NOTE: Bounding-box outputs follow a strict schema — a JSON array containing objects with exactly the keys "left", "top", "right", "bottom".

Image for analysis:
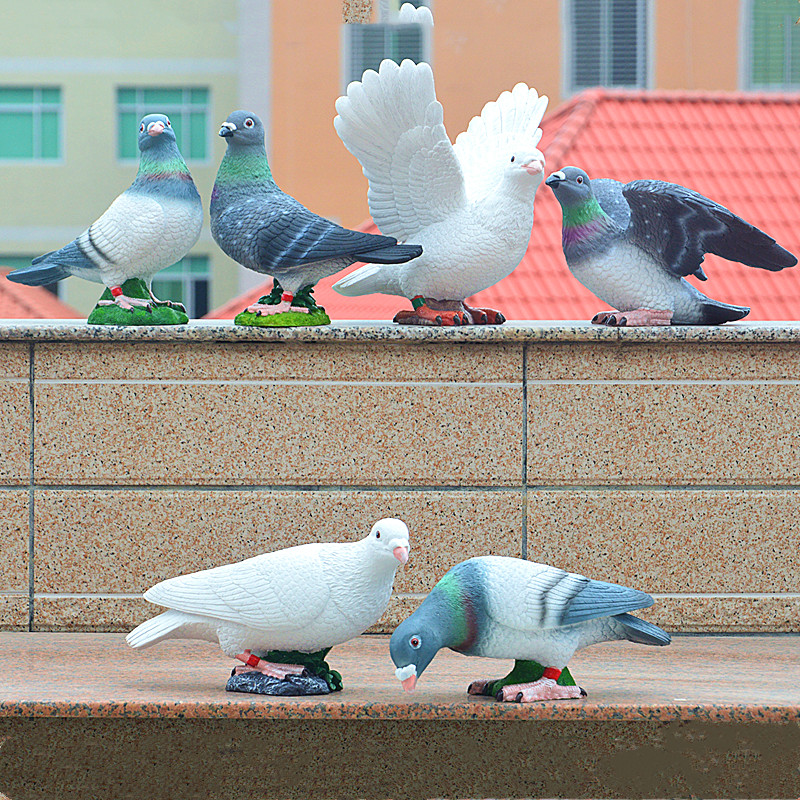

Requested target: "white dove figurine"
[
  {"left": 333, "top": 58, "right": 548, "bottom": 325},
  {"left": 127, "top": 518, "right": 410, "bottom": 689}
]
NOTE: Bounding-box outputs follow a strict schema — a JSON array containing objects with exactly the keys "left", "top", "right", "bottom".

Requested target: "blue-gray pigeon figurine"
[
  {"left": 210, "top": 110, "right": 423, "bottom": 324},
  {"left": 390, "top": 555, "right": 670, "bottom": 703},
  {"left": 546, "top": 167, "right": 796, "bottom": 326},
  {"left": 7, "top": 113, "right": 202, "bottom": 312}
]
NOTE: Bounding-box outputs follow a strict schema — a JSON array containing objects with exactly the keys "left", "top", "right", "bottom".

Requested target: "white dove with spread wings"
[{"left": 333, "top": 58, "right": 548, "bottom": 326}]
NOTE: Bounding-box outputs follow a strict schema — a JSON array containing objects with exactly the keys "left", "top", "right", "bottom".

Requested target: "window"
[
  {"left": 747, "top": 0, "right": 800, "bottom": 89},
  {"left": 565, "top": 0, "right": 650, "bottom": 93},
  {"left": 117, "top": 87, "right": 209, "bottom": 161},
  {"left": 343, "top": 1, "right": 431, "bottom": 87},
  {"left": 151, "top": 255, "right": 210, "bottom": 318},
  {"left": 0, "top": 87, "right": 61, "bottom": 160}
]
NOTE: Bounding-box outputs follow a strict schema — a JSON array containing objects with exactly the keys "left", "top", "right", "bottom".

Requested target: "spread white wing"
[
  {"left": 143, "top": 543, "right": 332, "bottom": 632},
  {"left": 334, "top": 58, "right": 467, "bottom": 240},
  {"left": 452, "top": 83, "right": 548, "bottom": 204}
]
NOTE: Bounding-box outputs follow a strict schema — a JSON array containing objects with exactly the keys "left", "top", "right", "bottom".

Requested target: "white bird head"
[
  {"left": 504, "top": 150, "right": 546, "bottom": 189},
  {"left": 366, "top": 518, "right": 410, "bottom": 566}
]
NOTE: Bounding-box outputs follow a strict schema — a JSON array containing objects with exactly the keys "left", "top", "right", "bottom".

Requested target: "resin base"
[
  {"left": 224, "top": 647, "right": 343, "bottom": 696},
  {"left": 87, "top": 279, "right": 188, "bottom": 326},
  {"left": 226, "top": 671, "right": 332, "bottom": 696},
  {"left": 235, "top": 281, "right": 330, "bottom": 327}
]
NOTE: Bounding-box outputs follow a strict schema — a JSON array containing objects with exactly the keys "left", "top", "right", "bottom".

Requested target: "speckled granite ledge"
[
  {"left": 2, "top": 633, "right": 797, "bottom": 722},
  {"left": 3, "top": 318, "right": 800, "bottom": 343}
]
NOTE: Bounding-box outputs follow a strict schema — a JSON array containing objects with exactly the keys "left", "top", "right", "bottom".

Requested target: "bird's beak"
[
  {"left": 392, "top": 543, "right": 409, "bottom": 565},
  {"left": 219, "top": 122, "right": 236, "bottom": 138},
  {"left": 545, "top": 170, "right": 566, "bottom": 187},
  {"left": 524, "top": 156, "right": 545, "bottom": 176},
  {"left": 147, "top": 121, "right": 165, "bottom": 137},
  {"left": 395, "top": 664, "right": 417, "bottom": 692}
]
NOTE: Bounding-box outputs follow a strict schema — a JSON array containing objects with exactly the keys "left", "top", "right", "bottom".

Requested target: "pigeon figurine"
[
  {"left": 546, "top": 166, "right": 797, "bottom": 326},
  {"left": 333, "top": 58, "right": 548, "bottom": 326},
  {"left": 7, "top": 113, "right": 202, "bottom": 324},
  {"left": 127, "top": 518, "right": 410, "bottom": 694},
  {"left": 210, "top": 110, "right": 423, "bottom": 326},
  {"left": 390, "top": 555, "right": 670, "bottom": 703}
]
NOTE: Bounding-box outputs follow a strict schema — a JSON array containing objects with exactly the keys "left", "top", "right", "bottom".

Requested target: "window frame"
[
  {"left": 116, "top": 86, "right": 211, "bottom": 164},
  {"left": 150, "top": 254, "right": 211, "bottom": 318},
  {"left": 0, "top": 86, "right": 64, "bottom": 164},
  {"left": 740, "top": 0, "right": 800, "bottom": 90},
  {"left": 561, "top": 0, "right": 654, "bottom": 98},
  {"left": 340, "top": 4, "right": 433, "bottom": 92}
]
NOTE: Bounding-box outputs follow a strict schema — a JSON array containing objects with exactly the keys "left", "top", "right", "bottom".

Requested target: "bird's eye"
[
  {"left": 576, "top": 176, "right": 584, "bottom": 184},
  {"left": 510, "top": 156, "right": 515, "bottom": 163},
  {"left": 139, "top": 123, "right": 145, "bottom": 132},
  {"left": 244, "top": 118, "right": 255, "bottom": 128},
  {"left": 375, "top": 531, "right": 381, "bottom": 539},
  {"left": 166, "top": 119, "right": 171, "bottom": 127},
  {"left": 409, "top": 636, "right": 421, "bottom": 649}
]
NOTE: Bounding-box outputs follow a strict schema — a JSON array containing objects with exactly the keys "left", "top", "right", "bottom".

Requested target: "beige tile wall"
[{"left": 2, "top": 339, "right": 798, "bottom": 632}]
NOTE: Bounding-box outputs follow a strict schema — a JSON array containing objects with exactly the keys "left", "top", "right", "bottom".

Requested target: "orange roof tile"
[
  {"left": 207, "top": 89, "right": 800, "bottom": 322},
  {"left": 0, "top": 269, "right": 82, "bottom": 319}
]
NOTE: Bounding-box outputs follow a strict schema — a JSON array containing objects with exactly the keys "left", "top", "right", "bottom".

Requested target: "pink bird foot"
[
  {"left": 97, "top": 291, "right": 153, "bottom": 311},
  {"left": 495, "top": 676, "right": 586, "bottom": 703},
  {"left": 234, "top": 650, "right": 307, "bottom": 679},
  {"left": 461, "top": 304, "right": 506, "bottom": 325},
  {"left": 591, "top": 308, "right": 673, "bottom": 326},
  {"left": 246, "top": 298, "right": 311, "bottom": 316}
]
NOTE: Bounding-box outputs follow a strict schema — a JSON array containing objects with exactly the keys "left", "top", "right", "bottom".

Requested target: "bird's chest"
[
  {"left": 569, "top": 241, "right": 680, "bottom": 311},
  {"left": 137, "top": 198, "right": 203, "bottom": 273}
]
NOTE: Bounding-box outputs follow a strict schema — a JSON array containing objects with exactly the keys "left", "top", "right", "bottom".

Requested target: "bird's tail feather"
[
  {"left": 126, "top": 609, "right": 187, "bottom": 649},
  {"left": 6, "top": 262, "right": 70, "bottom": 286},
  {"left": 614, "top": 612, "right": 671, "bottom": 646},
  {"left": 355, "top": 243, "right": 422, "bottom": 264},
  {"left": 333, "top": 262, "right": 403, "bottom": 297},
  {"left": 697, "top": 300, "right": 750, "bottom": 325}
]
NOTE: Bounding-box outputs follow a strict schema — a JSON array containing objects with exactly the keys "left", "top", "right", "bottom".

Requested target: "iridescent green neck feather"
[
  {"left": 561, "top": 196, "right": 607, "bottom": 229},
  {"left": 436, "top": 571, "right": 477, "bottom": 652},
  {"left": 215, "top": 147, "right": 276, "bottom": 188}
]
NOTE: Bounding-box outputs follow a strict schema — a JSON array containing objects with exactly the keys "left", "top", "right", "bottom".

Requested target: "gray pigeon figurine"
[
  {"left": 7, "top": 113, "right": 202, "bottom": 315},
  {"left": 210, "top": 110, "right": 423, "bottom": 325},
  {"left": 546, "top": 166, "right": 797, "bottom": 326},
  {"left": 390, "top": 555, "right": 670, "bottom": 703}
]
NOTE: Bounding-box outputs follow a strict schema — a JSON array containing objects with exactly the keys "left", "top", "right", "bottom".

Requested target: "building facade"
[{"left": 0, "top": 0, "right": 796, "bottom": 315}]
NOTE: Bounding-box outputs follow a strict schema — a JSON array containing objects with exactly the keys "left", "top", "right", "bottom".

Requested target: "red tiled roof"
[
  {"left": 207, "top": 89, "right": 800, "bottom": 322},
  {"left": 0, "top": 268, "right": 82, "bottom": 319}
]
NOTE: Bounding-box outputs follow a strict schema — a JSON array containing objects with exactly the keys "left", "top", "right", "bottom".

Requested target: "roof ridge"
[{"left": 543, "top": 90, "right": 602, "bottom": 165}]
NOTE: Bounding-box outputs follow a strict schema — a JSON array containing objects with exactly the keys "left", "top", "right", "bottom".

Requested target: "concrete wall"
[{"left": 0, "top": 323, "right": 797, "bottom": 634}]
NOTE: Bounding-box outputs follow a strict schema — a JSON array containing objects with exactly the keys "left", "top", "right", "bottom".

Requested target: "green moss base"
[
  {"left": 260, "top": 647, "right": 343, "bottom": 692},
  {"left": 87, "top": 278, "right": 188, "bottom": 326},
  {"left": 234, "top": 307, "right": 331, "bottom": 327}
]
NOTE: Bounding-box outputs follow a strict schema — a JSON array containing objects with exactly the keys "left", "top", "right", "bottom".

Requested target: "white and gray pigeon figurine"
[
  {"left": 7, "top": 113, "right": 202, "bottom": 312},
  {"left": 127, "top": 518, "right": 410, "bottom": 692},
  {"left": 210, "top": 110, "right": 423, "bottom": 321},
  {"left": 390, "top": 555, "right": 670, "bottom": 703},
  {"left": 333, "top": 59, "right": 548, "bottom": 326},
  {"left": 546, "top": 166, "right": 797, "bottom": 326}
]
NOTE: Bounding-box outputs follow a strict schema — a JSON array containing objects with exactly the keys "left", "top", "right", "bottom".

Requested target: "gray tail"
[
  {"left": 614, "top": 612, "right": 671, "bottom": 646},
  {"left": 6, "top": 261, "right": 70, "bottom": 286},
  {"left": 354, "top": 243, "right": 422, "bottom": 264},
  {"left": 696, "top": 300, "right": 750, "bottom": 325}
]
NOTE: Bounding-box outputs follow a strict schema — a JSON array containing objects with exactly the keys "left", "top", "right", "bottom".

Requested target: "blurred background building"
[{"left": 1, "top": 0, "right": 799, "bottom": 319}]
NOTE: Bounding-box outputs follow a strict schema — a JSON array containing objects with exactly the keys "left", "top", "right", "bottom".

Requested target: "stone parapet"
[{"left": 0, "top": 321, "right": 798, "bottom": 633}]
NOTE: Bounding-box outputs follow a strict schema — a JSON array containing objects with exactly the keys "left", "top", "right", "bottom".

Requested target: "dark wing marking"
[
  {"left": 255, "top": 194, "right": 402, "bottom": 272},
  {"left": 622, "top": 180, "right": 797, "bottom": 278}
]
